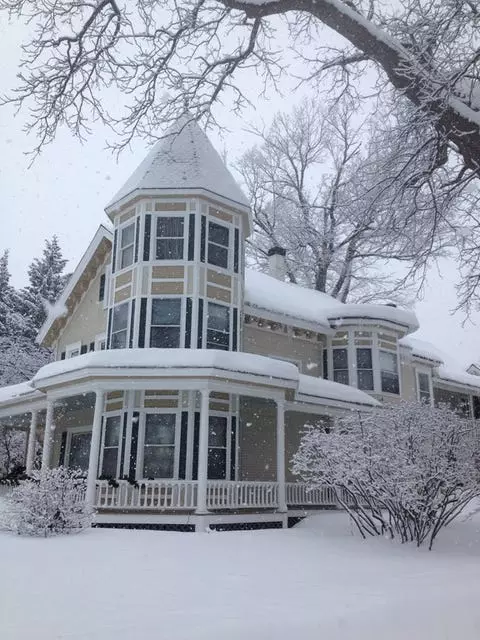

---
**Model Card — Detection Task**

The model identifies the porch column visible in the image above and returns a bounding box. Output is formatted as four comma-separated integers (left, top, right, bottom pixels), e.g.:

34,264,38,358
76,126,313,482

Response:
25,410,38,475
41,399,55,472
85,390,105,511
195,389,210,514
276,398,287,513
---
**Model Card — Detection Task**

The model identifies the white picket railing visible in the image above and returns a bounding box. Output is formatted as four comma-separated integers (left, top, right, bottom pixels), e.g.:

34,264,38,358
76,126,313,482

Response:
285,483,338,507
96,479,198,510
207,481,278,510
95,480,337,511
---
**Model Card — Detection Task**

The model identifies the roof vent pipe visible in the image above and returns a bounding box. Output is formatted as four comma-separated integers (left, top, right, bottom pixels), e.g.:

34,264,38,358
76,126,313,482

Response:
267,246,287,281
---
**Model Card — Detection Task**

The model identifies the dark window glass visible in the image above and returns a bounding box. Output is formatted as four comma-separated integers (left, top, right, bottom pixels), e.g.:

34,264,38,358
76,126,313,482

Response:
357,348,374,390
380,350,399,394
143,413,176,478
156,216,184,260
150,299,181,348
207,303,230,350
68,432,92,472
208,416,227,479
102,416,121,477
333,348,348,385
418,372,431,403
208,222,229,268
322,349,328,379
99,273,106,302
111,302,129,349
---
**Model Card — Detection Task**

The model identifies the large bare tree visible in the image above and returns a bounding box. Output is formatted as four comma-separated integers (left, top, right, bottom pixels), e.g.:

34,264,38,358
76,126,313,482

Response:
239,98,456,302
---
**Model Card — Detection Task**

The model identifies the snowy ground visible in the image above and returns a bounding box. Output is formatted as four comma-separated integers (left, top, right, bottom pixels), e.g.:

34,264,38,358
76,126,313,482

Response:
2,510,480,640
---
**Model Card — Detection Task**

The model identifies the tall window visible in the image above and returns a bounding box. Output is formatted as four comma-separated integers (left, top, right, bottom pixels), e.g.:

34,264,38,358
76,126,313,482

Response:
417,372,432,404
119,222,135,269
111,302,129,349
156,216,184,260
208,415,227,479
68,432,92,472
357,348,374,390
207,303,230,350
333,349,349,385
143,414,176,478
380,350,399,394
150,299,181,348
98,273,106,302
208,222,229,268
102,416,121,478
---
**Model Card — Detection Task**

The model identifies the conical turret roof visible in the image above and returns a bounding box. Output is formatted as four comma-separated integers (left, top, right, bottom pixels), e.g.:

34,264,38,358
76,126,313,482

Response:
106,117,250,213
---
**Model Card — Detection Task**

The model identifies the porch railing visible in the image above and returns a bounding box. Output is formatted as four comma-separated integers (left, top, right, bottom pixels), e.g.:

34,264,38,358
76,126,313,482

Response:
94,480,338,511
207,480,278,510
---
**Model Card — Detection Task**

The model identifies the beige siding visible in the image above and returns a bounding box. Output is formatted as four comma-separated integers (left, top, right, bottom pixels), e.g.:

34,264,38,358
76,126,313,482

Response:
243,325,323,375
56,268,107,356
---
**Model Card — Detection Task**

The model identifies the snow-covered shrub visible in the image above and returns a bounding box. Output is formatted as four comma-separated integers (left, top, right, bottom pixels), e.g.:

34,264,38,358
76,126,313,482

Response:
3,467,92,537
292,401,480,549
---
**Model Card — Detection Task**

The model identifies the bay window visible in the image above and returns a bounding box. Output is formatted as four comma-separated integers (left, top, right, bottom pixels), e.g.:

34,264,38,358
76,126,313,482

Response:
357,348,374,390
156,216,184,260
380,350,400,394
143,413,176,478
208,415,228,479
207,303,230,350
101,416,121,478
119,222,135,269
150,299,181,348
333,348,349,385
111,302,129,349
208,221,229,268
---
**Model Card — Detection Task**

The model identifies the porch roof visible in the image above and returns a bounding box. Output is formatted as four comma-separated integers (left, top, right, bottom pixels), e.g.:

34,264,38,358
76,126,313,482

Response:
297,374,380,409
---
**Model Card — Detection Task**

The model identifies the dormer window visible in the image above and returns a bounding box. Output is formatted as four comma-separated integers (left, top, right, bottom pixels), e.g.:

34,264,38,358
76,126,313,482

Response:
119,222,135,269
208,222,229,269
156,216,184,260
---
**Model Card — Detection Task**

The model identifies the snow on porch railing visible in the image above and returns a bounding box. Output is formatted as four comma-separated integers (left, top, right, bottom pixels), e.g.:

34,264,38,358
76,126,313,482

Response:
285,483,338,507
96,479,198,510
206,481,278,510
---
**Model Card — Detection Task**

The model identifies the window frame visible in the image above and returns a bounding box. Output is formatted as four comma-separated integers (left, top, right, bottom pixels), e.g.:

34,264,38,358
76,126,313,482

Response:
148,297,184,349
416,368,433,405
207,220,230,270
110,301,130,350
379,349,400,395
154,214,186,261
100,414,123,479
65,427,92,472
206,301,230,351
137,410,181,480
207,414,229,480
66,341,82,359
118,221,136,271
356,347,374,391
332,347,349,385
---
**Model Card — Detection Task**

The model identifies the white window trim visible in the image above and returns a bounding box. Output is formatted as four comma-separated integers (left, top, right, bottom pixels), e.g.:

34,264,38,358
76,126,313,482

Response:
95,333,107,351
65,341,82,359
137,409,181,481
205,300,231,351
206,218,233,272
100,413,124,479
152,213,188,262
147,296,185,349
117,220,136,272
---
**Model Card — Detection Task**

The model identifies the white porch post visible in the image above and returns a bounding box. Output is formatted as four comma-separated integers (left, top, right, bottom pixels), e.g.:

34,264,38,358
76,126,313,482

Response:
85,390,105,511
195,389,210,514
25,410,38,475
41,399,55,472
276,398,287,513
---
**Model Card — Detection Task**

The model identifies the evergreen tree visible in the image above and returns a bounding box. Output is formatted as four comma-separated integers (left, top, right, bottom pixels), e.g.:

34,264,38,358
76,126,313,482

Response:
20,236,69,339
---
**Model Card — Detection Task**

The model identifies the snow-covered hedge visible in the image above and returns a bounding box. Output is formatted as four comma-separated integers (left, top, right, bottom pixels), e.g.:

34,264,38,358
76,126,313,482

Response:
2,467,92,537
293,401,480,549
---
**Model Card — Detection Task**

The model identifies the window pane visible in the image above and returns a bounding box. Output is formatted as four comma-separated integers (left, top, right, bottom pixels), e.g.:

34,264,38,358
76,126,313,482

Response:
104,416,121,447
333,349,348,370
150,326,180,348
207,449,227,480
418,372,430,393
69,433,91,472
358,370,374,390
143,447,174,478
208,243,228,268
120,245,134,269
333,370,349,385
156,238,184,260
145,414,176,445
112,302,129,331
209,416,227,447
206,330,229,350
157,217,184,238
121,223,135,247
381,372,400,394
111,329,127,350
102,448,118,478
151,299,181,326
209,222,229,247
380,350,397,373
357,348,372,369
208,303,229,331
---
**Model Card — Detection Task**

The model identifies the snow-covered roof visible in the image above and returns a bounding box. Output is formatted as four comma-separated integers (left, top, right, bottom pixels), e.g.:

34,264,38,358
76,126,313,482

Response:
244,270,419,334
0,381,43,405
297,374,380,408
400,336,444,365
106,117,250,214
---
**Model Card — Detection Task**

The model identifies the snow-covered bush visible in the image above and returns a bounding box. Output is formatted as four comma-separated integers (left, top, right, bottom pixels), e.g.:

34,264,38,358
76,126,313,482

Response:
292,401,480,550
3,467,92,537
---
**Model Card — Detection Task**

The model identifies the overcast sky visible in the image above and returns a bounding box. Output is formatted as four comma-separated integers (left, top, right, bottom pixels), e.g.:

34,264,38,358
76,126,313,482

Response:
0,16,478,369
